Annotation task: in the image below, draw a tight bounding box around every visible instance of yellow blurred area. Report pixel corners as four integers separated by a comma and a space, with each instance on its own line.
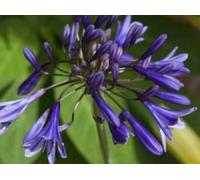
167, 124, 200, 163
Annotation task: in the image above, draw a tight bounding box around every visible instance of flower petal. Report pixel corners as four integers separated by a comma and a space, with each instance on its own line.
57, 142, 67, 159
118, 53, 135, 66
126, 112, 164, 156
23, 109, 50, 146
24, 138, 44, 157
47, 141, 56, 164
108, 123, 130, 144
134, 65, 183, 91
94, 16, 109, 28
0, 122, 11, 135
23, 48, 41, 69
144, 101, 173, 140
141, 34, 167, 60
92, 92, 120, 127
155, 91, 191, 105
18, 70, 43, 95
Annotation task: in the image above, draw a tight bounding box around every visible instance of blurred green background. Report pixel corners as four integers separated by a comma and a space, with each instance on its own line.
0, 16, 199, 164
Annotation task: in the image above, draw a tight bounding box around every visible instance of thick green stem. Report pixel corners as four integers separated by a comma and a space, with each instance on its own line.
93, 101, 111, 164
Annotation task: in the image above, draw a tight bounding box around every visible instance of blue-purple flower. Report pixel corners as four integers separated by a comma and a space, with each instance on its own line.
92, 92, 120, 127
0, 15, 197, 163
18, 48, 49, 95
119, 110, 164, 155
23, 102, 67, 164
115, 15, 148, 48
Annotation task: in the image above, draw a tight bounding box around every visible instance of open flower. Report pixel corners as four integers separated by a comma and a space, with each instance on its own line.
0, 89, 45, 135
144, 100, 197, 140
23, 102, 67, 164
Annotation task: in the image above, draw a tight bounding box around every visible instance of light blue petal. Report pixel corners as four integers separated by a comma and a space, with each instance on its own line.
23, 109, 50, 146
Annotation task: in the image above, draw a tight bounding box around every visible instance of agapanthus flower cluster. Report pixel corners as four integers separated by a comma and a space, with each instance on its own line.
0, 15, 197, 163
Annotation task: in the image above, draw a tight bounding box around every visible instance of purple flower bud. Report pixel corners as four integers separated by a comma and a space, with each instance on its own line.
123, 24, 143, 49
94, 16, 109, 28
120, 110, 163, 156
88, 71, 105, 92
43, 42, 54, 61
82, 25, 102, 44
18, 70, 43, 95
108, 122, 130, 144
71, 66, 80, 76
115, 16, 132, 46
62, 24, 71, 46
82, 16, 91, 28
111, 63, 119, 83
115, 16, 148, 48
23, 48, 41, 69
68, 23, 79, 53
92, 92, 120, 127
155, 91, 191, 105
141, 34, 167, 60
23, 102, 67, 164
140, 85, 191, 105
105, 16, 119, 29
134, 65, 184, 91
109, 43, 123, 63
91, 40, 112, 60
18, 64, 48, 95
118, 53, 135, 66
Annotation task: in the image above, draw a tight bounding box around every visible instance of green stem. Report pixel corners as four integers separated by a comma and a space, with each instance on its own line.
96, 123, 111, 164
93, 101, 111, 164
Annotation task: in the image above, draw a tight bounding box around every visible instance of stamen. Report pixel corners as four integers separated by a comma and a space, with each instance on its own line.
59, 85, 85, 102
44, 79, 81, 91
